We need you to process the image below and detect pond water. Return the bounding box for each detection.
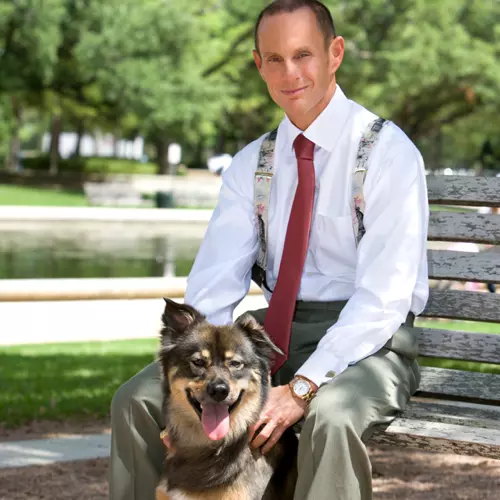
[0,225,205,279]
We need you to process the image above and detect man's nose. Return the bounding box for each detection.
[283,59,301,80]
[207,379,230,402]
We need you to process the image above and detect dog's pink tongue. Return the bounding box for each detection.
[201,404,230,440]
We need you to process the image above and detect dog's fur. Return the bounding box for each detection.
[156,298,298,500]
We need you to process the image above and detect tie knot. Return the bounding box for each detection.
[293,134,315,161]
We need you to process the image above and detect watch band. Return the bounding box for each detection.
[289,375,317,403]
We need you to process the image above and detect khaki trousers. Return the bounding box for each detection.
[109,301,420,500]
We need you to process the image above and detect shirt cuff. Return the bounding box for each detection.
[295,349,348,388]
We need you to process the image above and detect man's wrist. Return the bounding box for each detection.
[288,375,318,405]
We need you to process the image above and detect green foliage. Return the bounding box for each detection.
[0,97,12,161]
[81,157,156,175]
[329,0,500,158]
[0,0,66,92]
[20,155,157,174]
[0,0,500,171]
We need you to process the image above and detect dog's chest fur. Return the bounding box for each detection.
[164,454,274,500]
[159,431,297,500]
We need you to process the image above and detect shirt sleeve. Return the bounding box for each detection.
[184,145,260,326]
[296,133,429,387]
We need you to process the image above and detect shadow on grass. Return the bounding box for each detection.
[0,350,157,427]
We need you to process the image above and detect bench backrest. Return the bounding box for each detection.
[416,175,500,390]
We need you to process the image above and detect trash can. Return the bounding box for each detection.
[155,191,175,208]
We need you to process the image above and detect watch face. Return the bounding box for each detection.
[293,379,310,397]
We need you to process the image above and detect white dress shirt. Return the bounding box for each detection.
[184,85,429,387]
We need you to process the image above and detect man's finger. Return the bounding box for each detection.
[250,420,276,449]
[261,426,285,455]
[248,418,267,442]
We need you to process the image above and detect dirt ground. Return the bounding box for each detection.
[1,419,499,500]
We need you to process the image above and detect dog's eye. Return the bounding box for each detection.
[228,360,243,369]
[191,358,206,368]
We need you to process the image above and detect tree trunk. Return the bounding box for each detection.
[4,96,22,172]
[49,114,62,175]
[73,120,84,157]
[155,136,170,175]
[215,131,225,155]
[113,128,120,157]
[193,139,204,168]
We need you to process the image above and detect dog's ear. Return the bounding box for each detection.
[160,298,205,351]
[235,313,283,361]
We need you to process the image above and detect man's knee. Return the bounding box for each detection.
[111,362,160,421]
[304,383,367,439]
[111,379,134,420]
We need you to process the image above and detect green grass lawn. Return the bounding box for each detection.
[1,320,500,428]
[415,318,500,334]
[0,185,88,206]
[0,338,159,427]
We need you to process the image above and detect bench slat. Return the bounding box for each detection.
[403,399,500,428]
[427,250,500,283]
[427,176,500,207]
[416,328,500,364]
[421,289,500,322]
[370,399,500,460]
[428,212,500,245]
[370,416,500,459]
[418,366,500,402]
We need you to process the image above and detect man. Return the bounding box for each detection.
[109,1,429,499]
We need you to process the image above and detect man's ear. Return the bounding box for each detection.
[235,313,283,362]
[329,35,344,74]
[160,298,205,351]
[253,49,264,75]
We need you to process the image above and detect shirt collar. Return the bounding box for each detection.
[279,84,352,155]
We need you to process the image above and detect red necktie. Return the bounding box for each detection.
[264,134,316,374]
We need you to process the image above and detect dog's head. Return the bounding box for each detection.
[158,298,281,444]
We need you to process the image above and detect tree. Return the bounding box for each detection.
[0,0,66,170]
[329,0,500,158]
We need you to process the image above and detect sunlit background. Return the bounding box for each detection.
[1,5,500,485]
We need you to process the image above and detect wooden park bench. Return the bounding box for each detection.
[83,181,146,206]
[368,175,500,460]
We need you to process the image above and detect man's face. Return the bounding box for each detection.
[253,8,344,130]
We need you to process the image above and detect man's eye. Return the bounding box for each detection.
[268,57,280,63]
[191,359,206,368]
[228,360,243,369]
[298,52,310,58]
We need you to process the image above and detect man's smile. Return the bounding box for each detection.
[282,86,308,96]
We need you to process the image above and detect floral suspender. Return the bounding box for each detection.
[352,117,387,244]
[251,117,388,291]
[251,128,278,292]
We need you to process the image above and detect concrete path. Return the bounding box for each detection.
[0,434,110,469]
[0,206,213,224]
[0,295,267,346]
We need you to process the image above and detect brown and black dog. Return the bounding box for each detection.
[155,298,298,500]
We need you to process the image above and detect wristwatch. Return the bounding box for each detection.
[289,375,317,404]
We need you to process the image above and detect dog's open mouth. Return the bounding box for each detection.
[186,389,244,417]
[186,389,245,441]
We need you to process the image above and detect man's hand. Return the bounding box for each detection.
[249,384,310,455]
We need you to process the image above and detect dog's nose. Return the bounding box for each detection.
[207,380,230,402]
